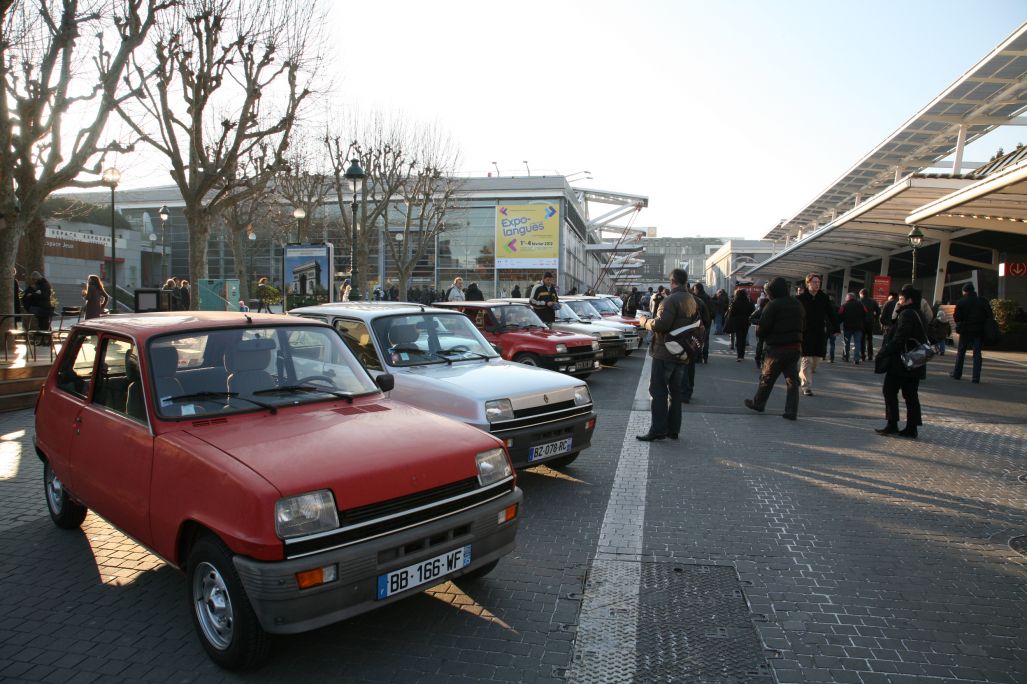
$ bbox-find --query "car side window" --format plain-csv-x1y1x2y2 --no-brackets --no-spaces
93,338,145,422
333,319,383,371
56,332,99,398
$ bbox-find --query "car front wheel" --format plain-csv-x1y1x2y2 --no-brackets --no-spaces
188,535,270,670
513,352,540,366
44,461,87,529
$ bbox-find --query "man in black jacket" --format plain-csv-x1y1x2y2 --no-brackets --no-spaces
744,277,805,420
691,282,713,364
529,273,559,324
636,268,698,441
859,288,881,361
796,273,837,396
951,282,991,383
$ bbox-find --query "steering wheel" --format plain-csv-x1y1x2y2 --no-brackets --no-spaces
296,375,336,387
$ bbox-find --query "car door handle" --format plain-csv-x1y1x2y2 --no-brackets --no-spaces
74,416,82,423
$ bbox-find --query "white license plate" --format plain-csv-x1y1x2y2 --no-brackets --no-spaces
529,437,573,461
377,545,471,599
575,360,593,370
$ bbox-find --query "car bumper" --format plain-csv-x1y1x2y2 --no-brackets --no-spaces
233,486,522,635
492,410,597,469
538,353,602,376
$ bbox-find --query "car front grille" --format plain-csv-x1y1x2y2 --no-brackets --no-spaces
490,403,593,433
283,477,514,559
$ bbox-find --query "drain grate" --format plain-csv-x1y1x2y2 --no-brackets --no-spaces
567,562,772,683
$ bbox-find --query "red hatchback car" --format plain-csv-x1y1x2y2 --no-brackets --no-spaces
34,312,522,669
433,301,601,377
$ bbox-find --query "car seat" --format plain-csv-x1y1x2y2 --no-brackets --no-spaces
227,338,275,397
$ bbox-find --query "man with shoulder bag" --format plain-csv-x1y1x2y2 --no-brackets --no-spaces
636,268,698,442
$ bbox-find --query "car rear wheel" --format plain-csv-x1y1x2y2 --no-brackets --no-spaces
188,535,270,670
513,352,540,366
44,462,87,529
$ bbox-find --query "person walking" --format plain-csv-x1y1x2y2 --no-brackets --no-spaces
875,285,928,438
83,274,109,319
465,282,485,301
797,273,837,396
744,277,804,420
950,282,992,383
751,294,769,367
691,283,713,363
179,280,191,310
839,292,866,364
713,289,729,334
446,277,465,302
529,272,559,324
726,288,755,362
510,284,522,298
636,268,698,441
859,288,881,361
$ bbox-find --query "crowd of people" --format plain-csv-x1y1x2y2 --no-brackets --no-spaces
635,270,1000,443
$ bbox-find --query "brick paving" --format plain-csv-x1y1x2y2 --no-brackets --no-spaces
0,342,1025,682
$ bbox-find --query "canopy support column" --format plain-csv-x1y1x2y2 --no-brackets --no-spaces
952,124,967,175
880,255,890,277
932,238,951,305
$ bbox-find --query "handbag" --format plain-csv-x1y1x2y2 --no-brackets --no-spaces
899,314,934,370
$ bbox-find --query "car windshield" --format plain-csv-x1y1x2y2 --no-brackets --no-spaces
149,325,378,419
590,298,622,315
493,305,548,330
551,303,583,323
565,300,603,321
371,313,499,367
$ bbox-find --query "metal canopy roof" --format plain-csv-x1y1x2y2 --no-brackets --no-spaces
906,156,1027,235
750,176,970,280
765,22,1027,241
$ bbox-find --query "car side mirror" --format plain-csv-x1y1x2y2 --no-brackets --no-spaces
375,373,395,392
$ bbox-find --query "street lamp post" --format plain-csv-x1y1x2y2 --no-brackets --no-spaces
102,167,121,310
344,159,366,301
908,225,924,282
293,207,306,243
158,205,170,284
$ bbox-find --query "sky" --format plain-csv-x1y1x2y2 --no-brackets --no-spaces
320,0,1026,239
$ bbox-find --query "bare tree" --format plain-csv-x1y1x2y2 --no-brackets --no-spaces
325,112,416,299
382,127,463,298
118,0,326,308
0,0,166,322
275,142,332,244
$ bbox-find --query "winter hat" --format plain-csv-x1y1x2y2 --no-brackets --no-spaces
962,282,975,293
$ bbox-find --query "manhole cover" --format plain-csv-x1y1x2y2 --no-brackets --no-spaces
1011,535,1027,557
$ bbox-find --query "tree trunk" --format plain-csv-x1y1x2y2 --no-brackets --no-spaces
185,208,212,311
0,223,21,346
21,218,46,276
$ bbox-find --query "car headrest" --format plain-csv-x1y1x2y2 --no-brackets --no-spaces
388,324,418,346
228,338,275,373
150,346,179,376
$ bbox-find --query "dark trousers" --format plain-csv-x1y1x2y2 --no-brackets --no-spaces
883,374,921,426
649,357,688,437
751,347,800,418
732,323,750,359
862,324,874,360
952,334,983,382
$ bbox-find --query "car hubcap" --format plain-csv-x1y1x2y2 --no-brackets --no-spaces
193,562,234,650
46,467,63,514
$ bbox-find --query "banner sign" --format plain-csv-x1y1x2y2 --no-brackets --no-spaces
872,275,891,306
43,226,113,260
495,203,560,269
283,243,334,308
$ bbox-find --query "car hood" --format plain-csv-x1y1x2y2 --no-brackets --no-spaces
388,358,585,403
186,401,499,507
501,328,593,344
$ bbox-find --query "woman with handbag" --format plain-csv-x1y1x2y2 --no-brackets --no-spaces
875,284,928,439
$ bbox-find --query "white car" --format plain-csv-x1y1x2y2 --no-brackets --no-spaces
290,302,597,469
489,298,628,363
560,297,643,350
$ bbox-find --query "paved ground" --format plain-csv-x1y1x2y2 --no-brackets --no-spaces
1,335,1025,682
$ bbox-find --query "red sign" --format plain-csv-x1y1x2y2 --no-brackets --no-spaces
872,275,891,306
1008,262,1027,277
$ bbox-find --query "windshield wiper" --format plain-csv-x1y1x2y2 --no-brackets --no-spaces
163,391,278,415
437,349,490,361
255,384,355,403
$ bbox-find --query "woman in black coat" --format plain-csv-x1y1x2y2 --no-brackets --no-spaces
726,289,756,361
875,285,928,439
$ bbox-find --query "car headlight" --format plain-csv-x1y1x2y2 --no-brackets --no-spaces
574,385,592,406
476,448,512,486
485,398,514,422
591,340,601,351
275,490,339,539
601,331,618,338
555,343,568,353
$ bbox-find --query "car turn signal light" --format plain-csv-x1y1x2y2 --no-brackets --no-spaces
498,504,518,525
295,563,338,590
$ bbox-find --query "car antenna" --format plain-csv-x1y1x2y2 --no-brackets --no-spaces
244,313,252,324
